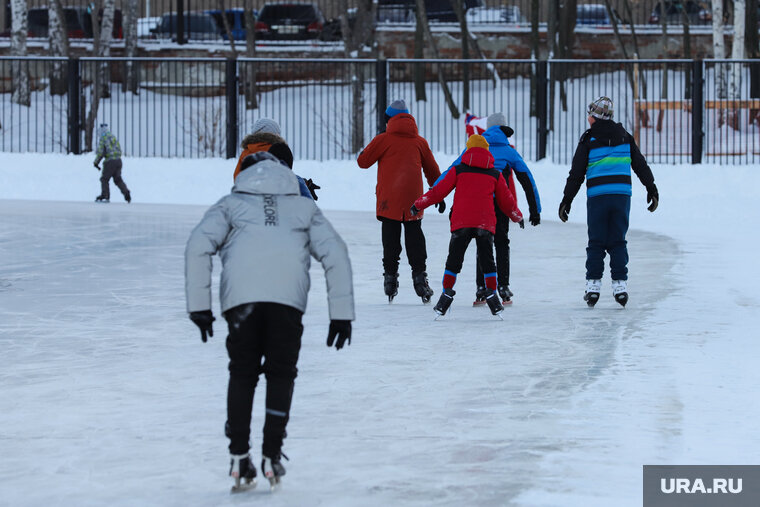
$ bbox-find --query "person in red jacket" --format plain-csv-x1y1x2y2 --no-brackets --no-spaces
411,135,524,316
357,100,441,303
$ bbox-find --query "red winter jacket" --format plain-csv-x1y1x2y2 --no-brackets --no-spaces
414,146,522,233
357,114,440,221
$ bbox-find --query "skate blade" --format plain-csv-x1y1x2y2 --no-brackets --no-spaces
614,293,628,307
584,293,600,307
473,300,487,307
230,479,257,493
266,476,281,491
502,299,513,305
491,312,504,320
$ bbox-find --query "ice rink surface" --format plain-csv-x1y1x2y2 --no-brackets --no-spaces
1,195,756,507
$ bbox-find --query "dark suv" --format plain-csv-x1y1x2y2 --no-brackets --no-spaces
151,12,222,41
648,1,712,24
377,0,482,23
26,6,122,39
255,3,326,40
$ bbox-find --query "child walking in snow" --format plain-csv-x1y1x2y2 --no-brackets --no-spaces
411,135,524,316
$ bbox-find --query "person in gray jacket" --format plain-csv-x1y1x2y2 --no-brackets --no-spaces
185,152,355,491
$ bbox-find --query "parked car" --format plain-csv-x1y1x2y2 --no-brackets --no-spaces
206,8,255,41
255,3,326,40
648,0,712,24
377,0,482,23
576,4,617,25
151,12,222,41
25,6,122,39
377,4,414,23
319,9,357,41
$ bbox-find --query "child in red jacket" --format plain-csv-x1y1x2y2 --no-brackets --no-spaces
411,135,524,316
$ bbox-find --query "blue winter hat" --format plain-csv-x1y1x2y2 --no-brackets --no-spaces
385,99,409,118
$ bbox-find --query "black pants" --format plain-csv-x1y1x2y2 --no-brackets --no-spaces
475,205,510,288
379,217,427,275
99,158,129,200
445,228,496,279
223,302,303,457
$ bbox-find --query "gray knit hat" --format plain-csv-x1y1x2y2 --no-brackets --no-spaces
251,117,281,136
486,112,506,129
587,96,614,120
385,99,409,118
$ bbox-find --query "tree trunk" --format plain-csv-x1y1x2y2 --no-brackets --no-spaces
243,0,258,110
680,2,693,99
10,0,30,106
414,6,427,102
123,0,139,94
712,0,728,126
556,0,577,111
86,0,117,151
48,0,71,96
657,0,669,131
451,0,470,111
745,0,759,123
603,0,636,93
728,0,746,129
547,0,558,130
414,0,459,118
530,0,540,116
218,0,238,57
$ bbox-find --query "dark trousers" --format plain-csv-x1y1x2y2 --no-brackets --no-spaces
379,217,427,275
99,159,129,199
586,194,631,281
445,228,496,283
223,302,303,457
475,205,510,288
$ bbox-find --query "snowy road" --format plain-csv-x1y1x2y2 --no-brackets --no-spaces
2,198,736,507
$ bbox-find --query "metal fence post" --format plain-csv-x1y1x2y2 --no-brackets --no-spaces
536,60,548,161
67,58,81,155
226,58,238,159
376,58,387,134
691,59,704,164
177,0,185,44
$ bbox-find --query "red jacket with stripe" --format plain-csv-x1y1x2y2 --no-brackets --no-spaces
413,146,523,233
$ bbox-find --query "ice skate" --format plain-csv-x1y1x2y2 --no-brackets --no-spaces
229,453,257,493
261,454,286,491
611,279,628,307
124,191,131,203
584,279,602,307
412,271,434,303
383,272,399,302
95,195,109,203
473,285,489,306
485,291,505,316
498,285,513,305
434,288,455,316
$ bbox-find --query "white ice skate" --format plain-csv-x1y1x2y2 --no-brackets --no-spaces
611,279,628,307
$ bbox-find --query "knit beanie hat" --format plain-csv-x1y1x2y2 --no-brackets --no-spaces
466,134,490,150
486,112,506,129
251,117,281,136
587,96,614,120
385,99,409,118
268,142,294,169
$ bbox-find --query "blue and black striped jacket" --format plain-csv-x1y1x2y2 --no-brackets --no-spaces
563,119,654,203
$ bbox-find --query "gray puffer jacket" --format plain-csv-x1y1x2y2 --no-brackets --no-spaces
185,160,354,320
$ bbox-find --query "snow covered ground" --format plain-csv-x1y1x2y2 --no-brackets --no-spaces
0,152,758,506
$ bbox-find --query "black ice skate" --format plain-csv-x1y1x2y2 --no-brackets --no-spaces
261,454,286,491
229,453,257,493
124,191,131,203
383,272,399,302
611,279,628,307
95,195,110,203
433,288,455,316
485,291,505,315
498,285,513,305
412,271,434,303
473,285,489,307
584,279,601,307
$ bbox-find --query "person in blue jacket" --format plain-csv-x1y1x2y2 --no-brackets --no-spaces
435,112,542,304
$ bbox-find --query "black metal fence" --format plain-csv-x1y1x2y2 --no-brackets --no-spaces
3,56,760,164
2,0,728,46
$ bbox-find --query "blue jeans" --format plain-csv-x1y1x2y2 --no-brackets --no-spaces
586,194,630,281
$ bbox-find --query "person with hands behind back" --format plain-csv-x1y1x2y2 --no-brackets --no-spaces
185,151,354,491
559,96,658,308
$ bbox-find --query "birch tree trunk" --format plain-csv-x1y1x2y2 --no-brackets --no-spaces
530,0,540,116
680,2,693,99
556,0,577,111
49,0,71,96
85,0,116,151
414,0,459,118
243,0,258,109
451,0,470,111
414,6,427,102
657,0,669,131
711,0,727,126
218,0,238,56
123,0,139,94
11,0,30,106
745,0,759,123
728,0,746,128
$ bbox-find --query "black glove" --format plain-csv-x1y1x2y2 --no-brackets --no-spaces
410,205,420,217
529,212,540,226
435,201,446,214
326,320,352,350
305,178,320,201
558,200,571,223
646,185,659,212
518,218,525,229
94,162,101,171
189,310,215,343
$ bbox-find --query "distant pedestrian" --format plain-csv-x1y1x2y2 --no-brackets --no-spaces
411,134,524,317
559,96,659,307
94,124,130,203
357,99,441,303
185,151,355,491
